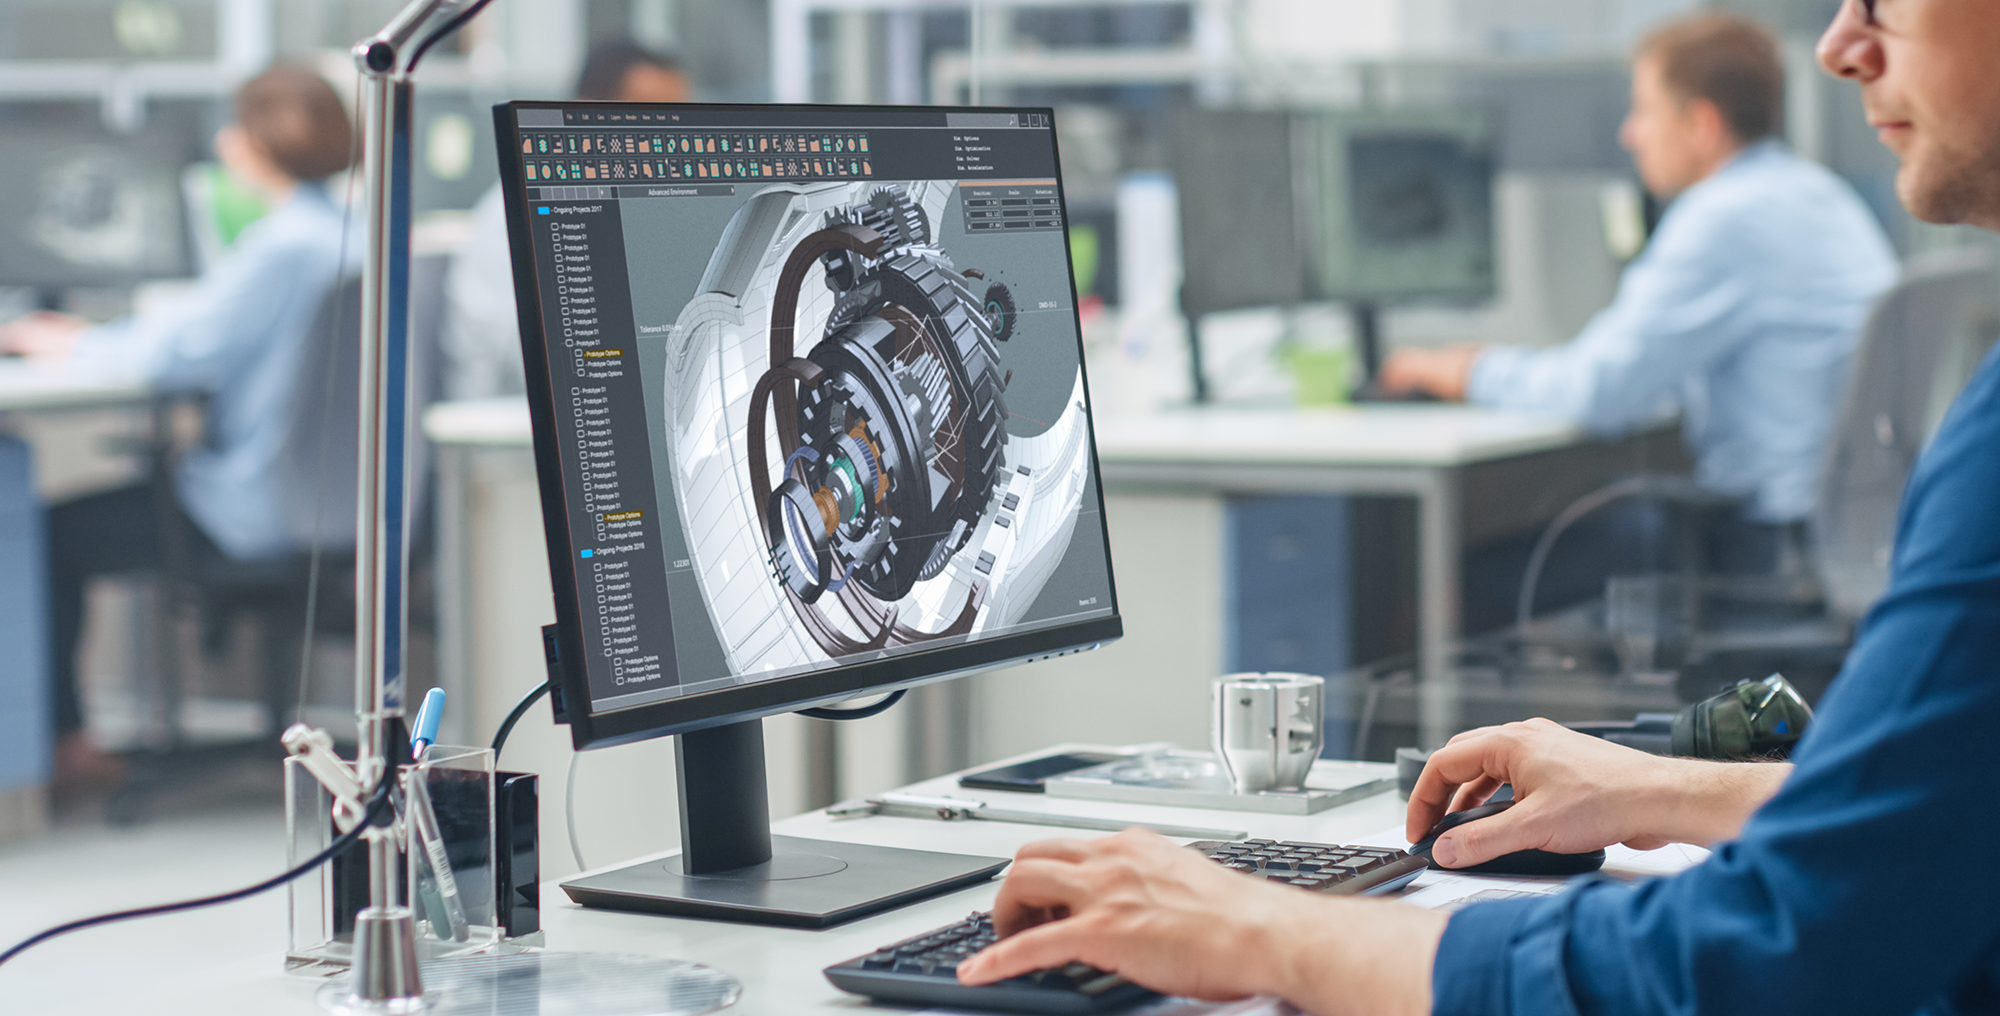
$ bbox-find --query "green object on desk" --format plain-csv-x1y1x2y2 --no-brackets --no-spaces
201,164,269,246
1285,343,1354,406
1069,223,1101,299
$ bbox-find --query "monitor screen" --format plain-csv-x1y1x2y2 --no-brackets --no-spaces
1171,106,1494,318
0,126,190,289
496,102,1120,748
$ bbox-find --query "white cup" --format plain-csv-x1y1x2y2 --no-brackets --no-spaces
1212,673,1325,793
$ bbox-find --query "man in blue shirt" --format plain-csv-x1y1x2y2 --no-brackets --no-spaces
0,66,357,789
1382,14,1896,543
958,2,2000,1013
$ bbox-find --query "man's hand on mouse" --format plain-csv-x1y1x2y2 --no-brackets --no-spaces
1375,345,1484,400
1407,718,1793,869
957,828,1445,1016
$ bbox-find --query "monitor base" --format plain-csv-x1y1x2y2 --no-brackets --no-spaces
560,835,1008,929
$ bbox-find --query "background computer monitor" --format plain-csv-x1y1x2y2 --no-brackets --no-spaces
0,125,191,292
495,100,1120,927
1171,106,1495,386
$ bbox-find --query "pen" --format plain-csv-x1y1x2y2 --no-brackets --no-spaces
829,792,1249,841
408,772,471,942
410,687,445,758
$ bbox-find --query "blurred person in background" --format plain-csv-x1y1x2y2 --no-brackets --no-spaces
443,41,690,399
1380,13,1897,574
0,66,357,791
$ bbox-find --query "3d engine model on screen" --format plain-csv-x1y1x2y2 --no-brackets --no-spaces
747,185,1014,655
663,179,1094,677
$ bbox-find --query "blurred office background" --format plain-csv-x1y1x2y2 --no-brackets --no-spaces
2,4,1998,1003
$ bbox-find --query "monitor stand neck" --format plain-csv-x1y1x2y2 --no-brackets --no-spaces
559,716,1009,928
1351,300,1382,386
675,720,773,873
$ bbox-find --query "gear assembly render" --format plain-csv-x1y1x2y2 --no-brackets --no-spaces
748,184,1012,655
660,180,1092,677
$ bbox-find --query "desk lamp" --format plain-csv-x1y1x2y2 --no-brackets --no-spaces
285,3,739,1013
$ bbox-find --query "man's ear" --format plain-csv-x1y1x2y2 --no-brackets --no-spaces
1687,97,1739,155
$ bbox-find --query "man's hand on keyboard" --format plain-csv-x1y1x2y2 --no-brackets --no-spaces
957,828,1445,1016
1406,717,1793,869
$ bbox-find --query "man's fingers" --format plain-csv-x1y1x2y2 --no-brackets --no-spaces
1406,736,1506,840
958,919,1100,986
1447,776,1502,814
1011,837,1097,864
1431,799,1547,868
988,858,1099,937
1444,724,1505,746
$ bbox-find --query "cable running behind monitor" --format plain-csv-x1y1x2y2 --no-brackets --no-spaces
495,101,1121,927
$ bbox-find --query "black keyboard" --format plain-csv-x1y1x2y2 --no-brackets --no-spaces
1183,838,1429,895
823,912,1157,1014
823,839,1427,1013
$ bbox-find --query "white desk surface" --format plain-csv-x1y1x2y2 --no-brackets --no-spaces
0,362,149,413
423,396,1581,469
57,746,1410,1016
423,396,536,447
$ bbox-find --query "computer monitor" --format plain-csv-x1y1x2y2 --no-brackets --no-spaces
494,101,1121,927
1171,107,1495,387
0,125,191,292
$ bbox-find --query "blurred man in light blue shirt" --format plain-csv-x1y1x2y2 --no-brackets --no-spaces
0,66,357,789
1382,15,1898,528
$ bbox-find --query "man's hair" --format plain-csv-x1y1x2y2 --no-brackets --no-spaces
1635,13,1785,143
235,65,352,182
576,41,684,101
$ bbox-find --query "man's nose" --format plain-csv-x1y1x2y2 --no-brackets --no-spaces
1817,0,1881,80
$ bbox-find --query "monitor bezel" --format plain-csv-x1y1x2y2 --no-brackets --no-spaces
494,99,1123,751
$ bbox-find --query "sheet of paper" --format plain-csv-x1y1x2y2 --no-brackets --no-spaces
1350,823,1713,912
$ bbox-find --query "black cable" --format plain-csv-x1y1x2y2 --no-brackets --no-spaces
797,689,905,721
1514,475,1723,632
0,773,394,969
491,679,552,757
403,0,498,74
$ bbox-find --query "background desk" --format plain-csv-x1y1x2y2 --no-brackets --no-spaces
1093,405,1586,748
53,745,1410,1015
0,363,149,414
0,364,154,842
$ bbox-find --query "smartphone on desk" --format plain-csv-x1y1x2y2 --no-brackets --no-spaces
957,751,1125,793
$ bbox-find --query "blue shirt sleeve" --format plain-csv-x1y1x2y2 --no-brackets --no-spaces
1433,343,2000,1016
67,189,342,390
1464,196,1747,433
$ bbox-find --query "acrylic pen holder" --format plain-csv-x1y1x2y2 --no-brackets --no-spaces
285,745,513,974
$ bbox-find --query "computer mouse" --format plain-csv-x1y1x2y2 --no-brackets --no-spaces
1409,800,1605,877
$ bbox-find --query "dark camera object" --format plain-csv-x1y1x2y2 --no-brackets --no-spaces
1672,673,1812,760
1571,673,1812,760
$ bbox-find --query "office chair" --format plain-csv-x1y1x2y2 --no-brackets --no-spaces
113,258,448,821
192,256,450,732
1503,245,2000,704
1812,244,2000,620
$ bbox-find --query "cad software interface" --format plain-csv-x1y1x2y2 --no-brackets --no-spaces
506,104,1116,714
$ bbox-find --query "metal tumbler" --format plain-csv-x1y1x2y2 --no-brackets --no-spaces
1212,673,1325,793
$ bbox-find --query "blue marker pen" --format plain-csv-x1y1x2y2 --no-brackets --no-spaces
411,687,446,758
